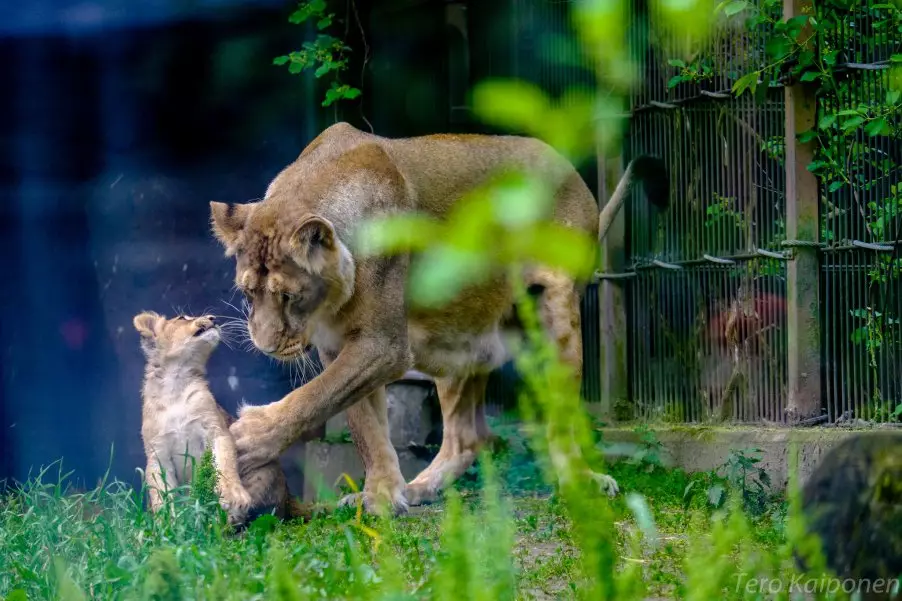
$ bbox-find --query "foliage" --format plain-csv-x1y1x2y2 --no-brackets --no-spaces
190,449,219,508
629,424,666,472
273,0,362,107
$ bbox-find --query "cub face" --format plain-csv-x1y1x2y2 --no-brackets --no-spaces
133,312,220,364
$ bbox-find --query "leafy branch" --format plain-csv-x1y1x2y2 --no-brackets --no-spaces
273,0,362,107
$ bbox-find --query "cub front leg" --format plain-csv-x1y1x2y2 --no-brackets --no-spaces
210,432,253,524
144,453,177,516
144,457,165,514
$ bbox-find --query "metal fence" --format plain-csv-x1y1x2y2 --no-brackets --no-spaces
603,0,902,424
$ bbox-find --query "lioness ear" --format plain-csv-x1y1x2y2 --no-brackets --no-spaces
289,216,337,272
210,201,255,256
133,311,162,338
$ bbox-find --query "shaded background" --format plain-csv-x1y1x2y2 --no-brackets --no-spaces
0,0,601,492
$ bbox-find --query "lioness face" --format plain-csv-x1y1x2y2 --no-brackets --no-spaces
133,312,220,363
209,202,355,361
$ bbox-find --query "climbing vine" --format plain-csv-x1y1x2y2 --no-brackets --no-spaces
273,0,362,107
667,0,902,419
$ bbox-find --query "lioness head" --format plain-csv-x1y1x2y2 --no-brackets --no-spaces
133,312,220,364
208,202,355,360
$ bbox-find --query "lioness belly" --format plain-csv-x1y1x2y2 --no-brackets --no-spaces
408,322,509,378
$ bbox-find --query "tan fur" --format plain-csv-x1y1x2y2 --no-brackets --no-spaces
134,312,313,525
210,123,661,513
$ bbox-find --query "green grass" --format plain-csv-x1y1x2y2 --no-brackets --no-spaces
0,426,805,601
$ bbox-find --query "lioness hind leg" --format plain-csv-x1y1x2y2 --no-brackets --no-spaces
406,373,489,506
531,269,619,498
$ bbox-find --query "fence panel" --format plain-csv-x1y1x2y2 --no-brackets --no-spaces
623,2,789,422
818,0,902,423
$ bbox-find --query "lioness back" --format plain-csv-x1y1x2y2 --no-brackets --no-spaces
266,122,599,237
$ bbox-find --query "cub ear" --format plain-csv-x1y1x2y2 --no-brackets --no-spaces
210,201,256,256
133,311,162,338
288,215,337,272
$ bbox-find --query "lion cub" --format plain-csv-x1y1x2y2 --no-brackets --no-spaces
134,311,313,526
133,311,252,521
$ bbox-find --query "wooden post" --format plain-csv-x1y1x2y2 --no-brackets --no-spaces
784,0,822,421
597,149,629,420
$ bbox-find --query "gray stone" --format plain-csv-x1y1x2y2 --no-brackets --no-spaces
302,442,429,502
386,380,437,448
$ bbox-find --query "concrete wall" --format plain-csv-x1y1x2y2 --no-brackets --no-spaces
601,425,900,490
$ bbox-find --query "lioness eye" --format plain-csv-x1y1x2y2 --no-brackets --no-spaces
281,293,292,304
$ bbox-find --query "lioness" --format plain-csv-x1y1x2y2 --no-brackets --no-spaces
134,311,311,524
210,122,667,514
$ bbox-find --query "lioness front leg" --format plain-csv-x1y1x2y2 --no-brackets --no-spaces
337,386,407,515
229,338,409,510
406,373,490,506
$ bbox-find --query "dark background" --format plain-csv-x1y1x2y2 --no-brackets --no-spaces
0,0,600,493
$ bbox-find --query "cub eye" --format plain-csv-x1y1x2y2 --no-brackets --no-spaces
281,293,292,304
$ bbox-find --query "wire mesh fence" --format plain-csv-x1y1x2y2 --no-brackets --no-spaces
818,0,902,423
615,0,902,425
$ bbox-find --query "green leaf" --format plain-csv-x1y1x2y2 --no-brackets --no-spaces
316,16,332,30
891,54,902,63
841,116,865,131
288,61,304,75
272,55,289,66
800,71,819,82
798,130,817,143
765,36,791,60
836,109,862,116
731,72,758,97
507,223,597,278
887,89,901,105
314,64,331,78
865,117,889,137
353,213,442,256
54,559,87,601
408,247,491,308
668,59,686,67
707,485,726,507
625,493,659,550
5,591,28,601
850,327,868,345
667,75,685,89
471,80,550,135
818,114,836,129
828,181,844,192
722,0,749,15
344,87,362,100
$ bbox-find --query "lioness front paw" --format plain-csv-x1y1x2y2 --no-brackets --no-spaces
338,490,408,517
405,482,441,507
230,404,289,475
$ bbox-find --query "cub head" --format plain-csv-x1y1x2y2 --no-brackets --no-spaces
133,311,220,364
209,202,355,360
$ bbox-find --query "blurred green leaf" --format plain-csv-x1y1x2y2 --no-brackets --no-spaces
353,214,442,257
472,80,549,136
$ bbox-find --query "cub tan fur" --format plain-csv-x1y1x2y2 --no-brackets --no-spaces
134,312,312,524
210,122,668,514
